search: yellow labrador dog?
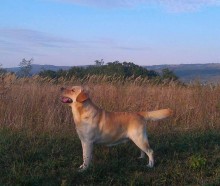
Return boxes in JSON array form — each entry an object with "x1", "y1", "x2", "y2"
[{"x1": 61, "y1": 86, "x2": 172, "y2": 171}]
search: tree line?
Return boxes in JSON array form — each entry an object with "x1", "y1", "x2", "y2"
[
  {"x1": 39, "y1": 60, "x2": 178, "y2": 82},
  {"x1": 1, "y1": 59, "x2": 179, "y2": 82}
]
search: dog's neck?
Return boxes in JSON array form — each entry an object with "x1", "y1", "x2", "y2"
[{"x1": 71, "y1": 99, "x2": 100, "y2": 124}]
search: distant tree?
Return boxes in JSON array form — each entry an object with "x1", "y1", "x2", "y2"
[
  {"x1": 56, "y1": 69, "x2": 67, "y2": 78},
  {"x1": 38, "y1": 68, "x2": 69, "y2": 79},
  {"x1": 94, "y1": 59, "x2": 104, "y2": 66},
  {"x1": 18, "y1": 58, "x2": 33, "y2": 77},
  {"x1": 39, "y1": 70, "x2": 57, "y2": 79},
  {"x1": 104, "y1": 61, "x2": 159, "y2": 79},
  {"x1": 161, "y1": 68, "x2": 178, "y2": 81},
  {"x1": 0, "y1": 64, "x2": 7, "y2": 75},
  {"x1": 67, "y1": 67, "x2": 86, "y2": 79}
]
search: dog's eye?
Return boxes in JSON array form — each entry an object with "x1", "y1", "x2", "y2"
[{"x1": 72, "y1": 89, "x2": 75, "y2": 92}]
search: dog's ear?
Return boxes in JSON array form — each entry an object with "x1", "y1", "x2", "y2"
[{"x1": 76, "y1": 89, "x2": 89, "y2": 103}]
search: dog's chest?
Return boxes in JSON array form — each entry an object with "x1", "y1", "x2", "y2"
[{"x1": 75, "y1": 121, "x2": 98, "y2": 142}]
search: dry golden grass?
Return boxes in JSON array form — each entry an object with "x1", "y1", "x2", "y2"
[
  {"x1": 1, "y1": 73, "x2": 220, "y2": 185},
  {"x1": 0, "y1": 73, "x2": 220, "y2": 134}
]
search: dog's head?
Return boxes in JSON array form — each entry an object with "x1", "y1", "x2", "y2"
[{"x1": 60, "y1": 86, "x2": 89, "y2": 104}]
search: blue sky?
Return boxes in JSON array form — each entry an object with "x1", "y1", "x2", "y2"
[{"x1": 0, "y1": 0, "x2": 220, "y2": 67}]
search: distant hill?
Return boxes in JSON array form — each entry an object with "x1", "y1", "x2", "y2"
[
  {"x1": 4, "y1": 63, "x2": 220, "y2": 83},
  {"x1": 6, "y1": 64, "x2": 72, "y2": 74},
  {"x1": 146, "y1": 63, "x2": 220, "y2": 83}
]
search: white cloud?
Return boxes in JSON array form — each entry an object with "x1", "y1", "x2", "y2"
[
  {"x1": 0, "y1": 28, "x2": 78, "y2": 49},
  {"x1": 54, "y1": 0, "x2": 220, "y2": 12},
  {"x1": 158, "y1": 0, "x2": 220, "y2": 12},
  {"x1": 0, "y1": 28, "x2": 147, "y2": 56}
]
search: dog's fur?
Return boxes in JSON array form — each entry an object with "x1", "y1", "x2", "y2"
[{"x1": 61, "y1": 86, "x2": 173, "y2": 171}]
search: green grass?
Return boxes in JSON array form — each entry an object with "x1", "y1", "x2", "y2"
[{"x1": 0, "y1": 129, "x2": 220, "y2": 186}]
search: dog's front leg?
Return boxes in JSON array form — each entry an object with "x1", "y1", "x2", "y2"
[{"x1": 78, "y1": 141, "x2": 93, "y2": 172}]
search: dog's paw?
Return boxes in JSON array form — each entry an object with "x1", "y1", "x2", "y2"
[
  {"x1": 78, "y1": 164, "x2": 88, "y2": 172},
  {"x1": 137, "y1": 155, "x2": 145, "y2": 159},
  {"x1": 147, "y1": 161, "x2": 154, "y2": 168}
]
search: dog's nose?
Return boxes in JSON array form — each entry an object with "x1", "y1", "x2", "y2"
[{"x1": 60, "y1": 87, "x2": 65, "y2": 92}]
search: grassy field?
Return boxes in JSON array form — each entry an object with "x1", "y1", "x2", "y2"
[{"x1": 0, "y1": 74, "x2": 220, "y2": 185}]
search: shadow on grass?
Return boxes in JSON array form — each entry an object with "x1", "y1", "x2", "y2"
[{"x1": 0, "y1": 129, "x2": 219, "y2": 185}]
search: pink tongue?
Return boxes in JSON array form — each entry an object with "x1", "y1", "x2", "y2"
[{"x1": 63, "y1": 97, "x2": 70, "y2": 103}]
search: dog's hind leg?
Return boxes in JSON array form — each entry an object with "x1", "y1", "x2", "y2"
[
  {"x1": 138, "y1": 150, "x2": 146, "y2": 159},
  {"x1": 133, "y1": 139, "x2": 154, "y2": 167},
  {"x1": 129, "y1": 130, "x2": 154, "y2": 168}
]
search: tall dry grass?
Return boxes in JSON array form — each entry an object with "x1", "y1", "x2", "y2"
[{"x1": 0, "y1": 73, "x2": 220, "y2": 135}]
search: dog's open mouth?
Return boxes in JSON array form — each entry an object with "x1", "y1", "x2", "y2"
[{"x1": 61, "y1": 97, "x2": 73, "y2": 103}]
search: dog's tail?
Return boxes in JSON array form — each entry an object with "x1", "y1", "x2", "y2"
[{"x1": 138, "y1": 108, "x2": 173, "y2": 121}]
